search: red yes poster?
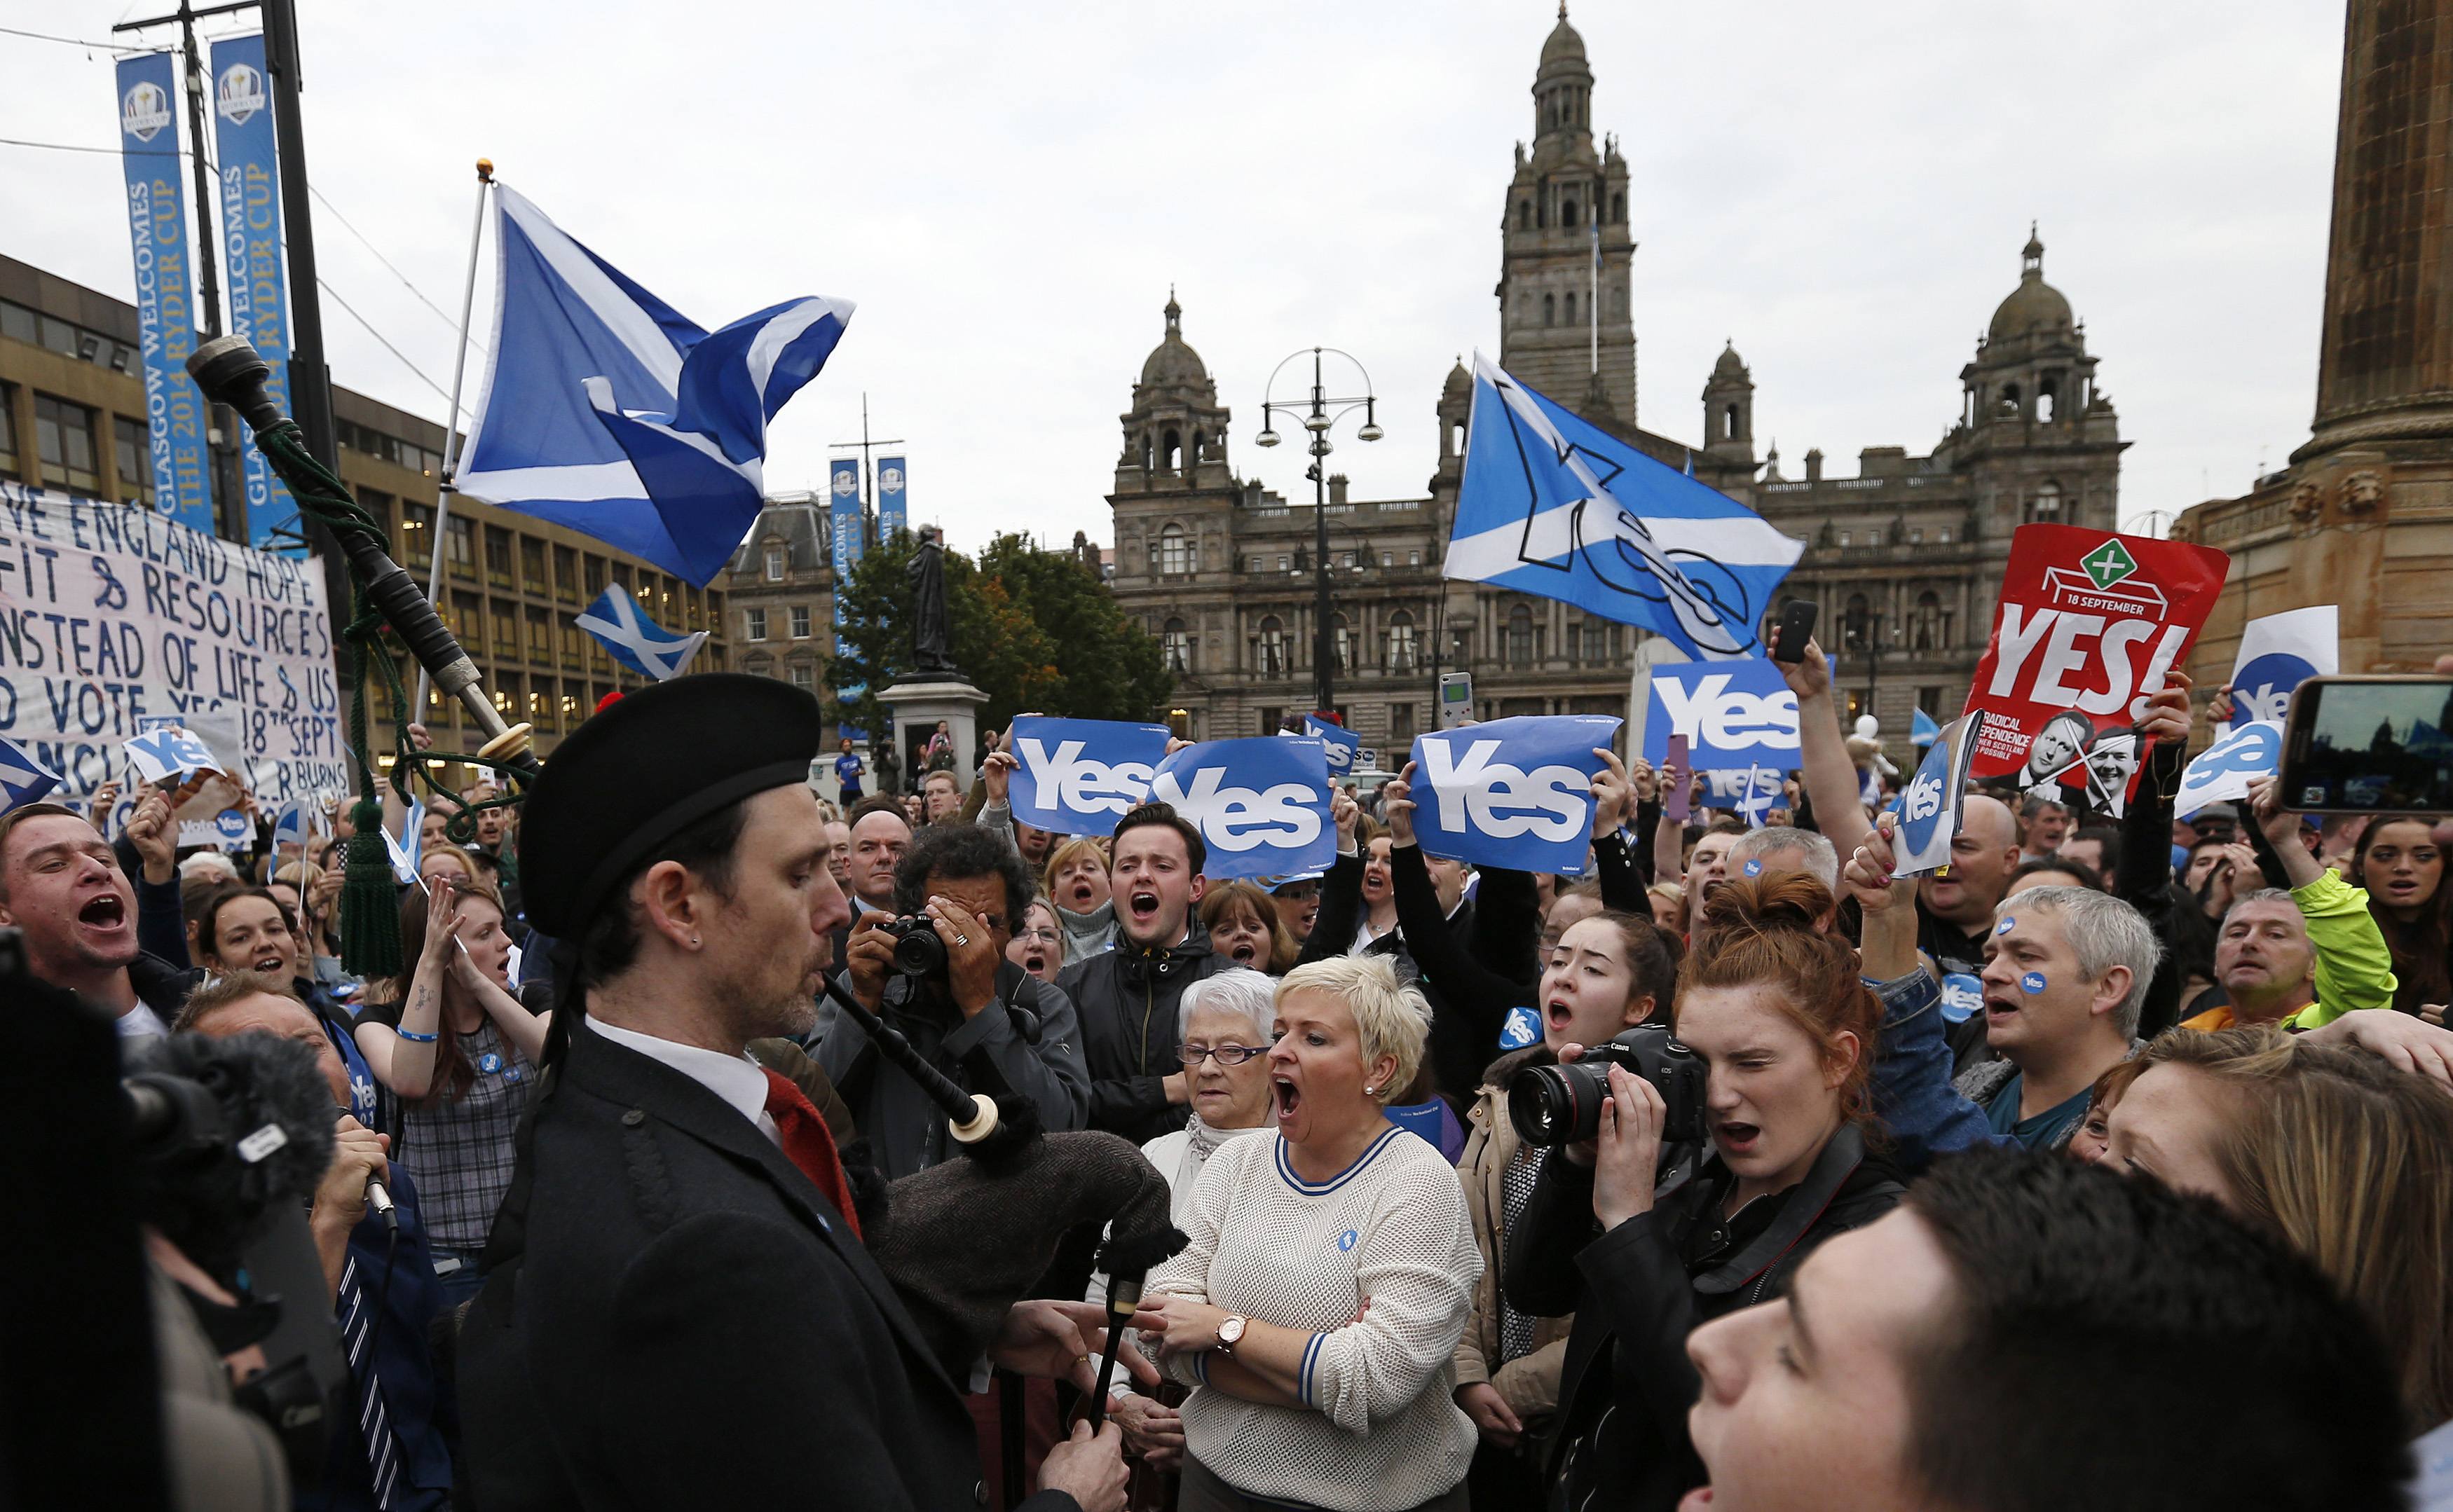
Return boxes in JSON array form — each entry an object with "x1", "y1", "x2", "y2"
[{"x1": 1963, "y1": 525, "x2": 2230, "y2": 795}]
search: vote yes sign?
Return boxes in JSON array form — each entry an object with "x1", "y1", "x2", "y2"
[
  {"x1": 1643, "y1": 659, "x2": 1799, "y2": 769},
  {"x1": 1409, "y1": 715, "x2": 1621, "y2": 874},
  {"x1": 1150, "y1": 736, "x2": 1335, "y2": 880},
  {"x1": 1963, "y1": 525, "x2": 2229, "y2": 782},
  {"x1": 1007, "y1": 716, "x2": 1173, "y2": 837}
]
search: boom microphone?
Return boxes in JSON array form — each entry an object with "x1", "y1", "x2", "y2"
[{"x1": 125, "y1": 1033, "x2": 337, "y2": 1280}]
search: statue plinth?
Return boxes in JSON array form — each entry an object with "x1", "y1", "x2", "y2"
[{"x1": 880, "y1": 674, "x2": 990, "y2": 792}]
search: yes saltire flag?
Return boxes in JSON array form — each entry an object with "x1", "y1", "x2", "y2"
[
  {"x1": 574, "y1": 584, "x2": 709, "y2": 681},
  {"x1": 0, "y1": 736, "x2": 62, "y2": 811},
  {"x1": 455, "y1": 184, "x2": 854, "y2": 586},
  {"x1": 1445, "y1": 354, "x2": 1802, "y2": 661}
]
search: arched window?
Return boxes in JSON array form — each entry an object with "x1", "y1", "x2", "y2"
[
  {"x1": 1332, "y1": 614, "x2": 1351, "y2": 672},
  {"x1": 1543, "y1": 293, "x2": 1557, "y2": 327},
  {"x1": 1724, "y1": 403, "x2": 1740, "y2": 441},
  {"x1": 1564, "y1": 291, "x2": 1577, "y2": 324},
  {"x1": 1163, "y1": 617, "x2": 1191, "y2": 673},
  {"x1": 1257, "y1": 615, "x2": 1285, "y2": 678},
  {"x1": 2037, "y1": 380, "x2": 2057, "y2": 423},
  {"x1": 1386, "y1": 611, "x2": 1417, "y2": 674},
  {"x1": 1190, "y1": 429, "x2": 1205, "y2": 467},
  {"x1": 1507, "y1": 604, "x2": 1535, "y2": 666},
  {"x1": 1142, "y1": 433, "x2": 1154, "y2": 471},
  {"x1": 1910, "y1": 591, "x2": 1946, "y2": 652},
  {"x1": 1161, "y1": 429, "x2": 1182, "y2": 471},
  {"x1": 1843, "y1": 593, "x2": 1872, "y2": 653},
  {"x1": 1563, "y1": 198, "x2": 1579, "y2": 228},
  {"x1": 2000, "y1": 383, "x2": 2021, "y2": 417},
  {"x1": 1611, "y1": 192, "x2": 1625, "y2": 224},
  {"x1": 1518, "y1": 200, "x2": 1531, "y2": 232},
  {"x1": 1159, "y1": 523, "x2": 1191, "y2": 575},
  {"x1": 2028, "y1": 480, "x2": 2063, "y2": 524}
]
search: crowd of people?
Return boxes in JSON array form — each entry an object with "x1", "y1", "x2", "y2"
[{"x1": 14, "y1": 635, "x2": 2453, "y2": 1511}]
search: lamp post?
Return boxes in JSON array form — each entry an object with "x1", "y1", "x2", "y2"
[{"x1": 1255, "y1": 348, "x2": 1382, "y2": 717}]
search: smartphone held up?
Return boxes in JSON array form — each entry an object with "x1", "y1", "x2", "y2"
[{"x1": 2279, "y1": 675, "x2": 2453, "y2": 812}]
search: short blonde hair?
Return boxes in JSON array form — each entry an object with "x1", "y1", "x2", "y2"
[
  {"x1": 1276, "y1": 954, "x2": 1432, "y2": 1104},
  {"x1": 1042, "y1": 835, "x2": 1108, "y2": 895}
]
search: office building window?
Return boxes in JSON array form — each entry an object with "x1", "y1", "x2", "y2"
[
  {"x1": 484, "y1": 525, "x2": 513, "y2": 588},
  {"x1": 0, "y1": 384, "x2": 18, "y2": 478},
  {"x1": 34, "y1": 394, "x2": 99, "y2": 493},
  {"x1": 746, "y1": 607, "x2": 768, "y2": 642},
  {"x1": 521, "y1": 537, "x2": 548, "y2": 596},
  {"x1": 446, "y1": 517, "x2": 475, "y2": 579},
  {"x1": 559, "y1": 621, "x2": 584, "y2": 669},
  {"x1": 111, "y1": 415, "x2": 153, "y2": 506},
  {"x1": 553, "y1": 545, "x2": 578, "y2": 603},
  {"x1": 790, "y1": 605, "x2": 812, "y2": 639},
  {"x1": 398, "y1": 501, "x2": 434, "y2": 570},
  {"x1": 585, "y1": 554, "x2": 607, "y2": 596},
  {"x1": 491, "y1": 602, "x2": 519, "y2": 659},
  {"x1": 526, "y1": 606, "x2": 552, "y2": 665}
]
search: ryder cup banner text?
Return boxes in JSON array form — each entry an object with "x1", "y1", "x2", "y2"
[
  {"x1": 1007, "y1": 716, "x2": 1173, "y2": 836},
  {"x1": 1642, "y1": 659, "x2": 1800, "y2": 769},
  {"x1": 1962, "y1": 524, "x2": 2228, "y2": 781},
  {"x1": 1409, "y1": 714, "x2": 1621, "y2": 874},
  {"x1": 1150, "y1": 735, "x2": 1335, "y2": 880},
  {"x1": 0, "y1": 483, "x2": 343, "y2": 802}
]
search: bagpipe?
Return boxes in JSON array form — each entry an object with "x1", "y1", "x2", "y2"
[{"x1": 196, "y1": 335, "x2": 1181, "y2": 1417}]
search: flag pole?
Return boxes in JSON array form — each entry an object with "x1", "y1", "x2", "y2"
[{"x1": 413, "y1": 157, "x2": 495, "y2": 726}]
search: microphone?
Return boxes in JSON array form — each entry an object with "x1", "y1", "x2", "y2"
[
  {"x1": 338, "y1": 1106, "x2": 399, "y2": 1232},
  {"x1": 124, "y1": 1032, "x2": 339, "y2": 1281}
]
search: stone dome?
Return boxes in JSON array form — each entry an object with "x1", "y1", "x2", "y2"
[
  {"x1": 1138, "y1": 292, "x2": 1211, "y2": 388},
  {"x1": 1712, "y1": 341, "x2": 1747, "y2": 379},
  {"x1": 1442, "y1": 358, "x2": 1472, "y2": 400},
  {"x1": 1988, "y1": 226, "x2": 2073, "y2": 345},
  {"x1": 1541, "y1": 8, "x2": 1587, "y2": 67}
]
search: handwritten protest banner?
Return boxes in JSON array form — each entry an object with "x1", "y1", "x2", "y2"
[{"x1": 0, "y1": 481, "x2": 345, "y2": 804}]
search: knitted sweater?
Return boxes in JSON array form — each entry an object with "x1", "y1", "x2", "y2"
[{"x1": 1144, "y1": 1125, "x2": 1480, "y2": 1511}]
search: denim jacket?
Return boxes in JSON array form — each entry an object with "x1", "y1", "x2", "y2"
[{"x1": 1868, "y1": 965, "x2": 2016, "y2": 1174}]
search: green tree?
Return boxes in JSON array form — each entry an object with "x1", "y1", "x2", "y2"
[{"x1": 827, "y1": 530, "x2": 1171, "y2": 738}]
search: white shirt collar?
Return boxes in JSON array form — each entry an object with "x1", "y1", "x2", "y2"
[{"x1": 589, "y1": 1018, "x2": 779, "y2": 1144}]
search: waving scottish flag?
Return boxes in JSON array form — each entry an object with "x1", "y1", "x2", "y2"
[
  {"x1": 574, "y1": 584, "x2": 709, "y2": 682},
  {"x1": 454, "y1": 184, "x2": 854, "y2": 586},
  {"x1": 1447, "y1": 355, "x2": 1802, "y2": 661},
  {"x1": 0, "y1": 736, "x2": 60, "y2": 811}
]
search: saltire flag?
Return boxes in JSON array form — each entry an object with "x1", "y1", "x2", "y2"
[
  {"x1": 1910, "y1": 707, "x2": 1942, "y2": 748},
  {"x1": 574, "y1": 583, "x2": 709, "y2": 682},
  {"x1": 0, "y1": 737, "x2": 62, "y2": 811},
  {"x1": 454, "y1": 184, "x2": 855, "y2": 586},
  {"x1": 271, "y1": 798, "x2": 326, "y2": 848},
  {"x1": 1444, "y1": 354, "x2": 1802, "y2": 662},
  {"x1": 385, "y1": 794, "x2": 423, "y2": 884}
]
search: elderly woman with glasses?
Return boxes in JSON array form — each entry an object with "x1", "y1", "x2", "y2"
[
  {"x1": 1101, "y1": 968, "x2": 1285, "y2": 1480},
  {"x1": 1139, "y1": 956, "x2": 1480, "y2": 1512}
]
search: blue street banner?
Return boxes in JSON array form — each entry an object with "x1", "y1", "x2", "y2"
[
  {"x1": 1642, "y1": 659, "x2": 1801, "y2": 771},
  {"x1": 1445, "y1": 353, "x2": 1802, "y2": 662},
  {"x1": 1301, "y1": 715, "x2": 1360, "y2": 777},
  {"x1": 2177, "y1": 719, "x2": 2283, "y2": 818},
  {"x1": 2227, "y1": 605, "x2": 2337, "y2": 729},
  {"x1": 115, "y1": 52, "x2": 214, "y2": 532},
  {"x1": 1408, "y1": 715, "x2": 1621, "y2": 874},
  {"x1": 574, "y1": 583, "x2": 708, "y2": 681},
  {"x1": 877, "y1": 455, "x2": 907, "y2": 540},
  {"x1": 1150, "y1": 736, "x2": 1335, "y2": 881},
  {"x1": 208, "y1": 35, "x2": 295, "y2": 554},
  {"x1": 1889, "y1": 712, "x2": 1988, "y2": 877},
  {"x1": 830, "y1": 456, "x2": 865, "y2": 714},
  {"x1": 453, "y1": 184, "x2": 854, "y2": 585},
  {"x1": 1697, "y1": 767, "x2": 1789, "y2": 825},
  {"x1": 1007, "y1": 715, "x2": 1172, "y2": 836}
]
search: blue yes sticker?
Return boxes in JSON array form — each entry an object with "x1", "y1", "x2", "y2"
[
  {"x1": 1498, "y1": 1005, "x2": 1542, "y2": 1051},
  {"x1": 1337, "y1": 1230, "x2": 1359, "y2": 1253},
  {"x1": 2020, "y1": 971, "x2": 2048, "y2": 996},
  {"x1": 477, "y1": 1052, "x2": 504, "y2": 1075},
  {"x1": 1939, "y1": 974, "x2": 1984, "y2": 1024},
  {"x1": 1996, "y1": 916, "x2": 2016, "y2": 935},
  {"x1": 1742, "y1": 858, "x2": 1764, "y2": 877}
]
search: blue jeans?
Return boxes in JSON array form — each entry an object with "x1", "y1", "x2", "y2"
[{"x1": 429, "y1": 1246, "x2": 488, "y2": 1312}]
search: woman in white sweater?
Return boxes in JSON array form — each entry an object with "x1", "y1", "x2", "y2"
[{"x1": 1141, "y1": 955, "x2": 1481, "y2": 1512}]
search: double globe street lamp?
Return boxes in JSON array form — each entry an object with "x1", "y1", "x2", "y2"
[{"x1": 1255, "y1": 348, "x2": 1383, "y2": 717}]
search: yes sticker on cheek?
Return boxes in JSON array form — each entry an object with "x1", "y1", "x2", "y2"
[
  {"x1": 1742, "y1": 858, "x2": 1763, "y2": 877},
  {"x1": 2020, "y1": 971, "x2": 2049, "y2": 995}
]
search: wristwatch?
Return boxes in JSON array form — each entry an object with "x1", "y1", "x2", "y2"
[{"x1": 1215, "y1": 1314, "x2": 1248, "y2": 1352}]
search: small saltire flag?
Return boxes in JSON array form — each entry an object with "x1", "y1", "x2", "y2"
[
  {"x1": 271, "y1": 799, "x2": 328, "y2": 848},
  {"x1": 454, "y1": 184, "x2": 855, "y2": 586},
  {"x1": 1910, "y1": 707, "x2": 1942, "y2": 748},
  {"x1": 385, "y1": 794, "x2": 424, "y2": 885},
  {"x1": 1446, "y1": 354, "x2": 1803, "y2": 662},
  {"x1": 574, "y1": 584, "x2": 709, "y2": 682},
  {"x1": 0, "y1": 736, "x2": 61, "y2": 811}
]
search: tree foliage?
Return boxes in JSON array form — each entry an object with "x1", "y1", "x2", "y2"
[{"x1": 827, "y1": 530, "x2": 1172, "y2": 736}]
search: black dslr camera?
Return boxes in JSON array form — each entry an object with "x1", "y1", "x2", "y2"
[
  {"x1": 881, "y1": 915, "x2": 948, "y2": 980},
  {"x1": 1508, "y1": 1022, "x2": 1707, "y2": 1149}
]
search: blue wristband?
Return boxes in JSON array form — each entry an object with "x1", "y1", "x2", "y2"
[{"x1": 394, "y1": 1026, "x2": 439, "y2": 1043}]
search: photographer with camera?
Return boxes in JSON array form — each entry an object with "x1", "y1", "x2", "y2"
[
  {"x1": 821, "y1": 820, "x2": 1091, "y2": 1178},
  {"x1": 1503, "y1": 874, "x2": 1903, "y2": 1512}
]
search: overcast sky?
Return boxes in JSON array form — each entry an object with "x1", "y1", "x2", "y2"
[{"x1": 10, "y1": 1, "x2": 2343, "y2": 554}]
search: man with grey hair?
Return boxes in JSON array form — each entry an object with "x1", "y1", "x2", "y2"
[
  {"x1": 1953, "y1": 885, "x2": 2161, "y2": 1149},
  {"x1": 1723, "y1": 825, "x2": 1838, "y2": 891}
]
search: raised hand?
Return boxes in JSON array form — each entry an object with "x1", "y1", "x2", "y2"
[
  {"x1": 1383, "y1": 762, "x2": 1419, "y2": 847},
  {"x1": 2136, "y1": 671, "x2": 2193, "y2": 745},
  {"x1": 1590, "y1": 748, "x2": 1632, "y2": 839}
]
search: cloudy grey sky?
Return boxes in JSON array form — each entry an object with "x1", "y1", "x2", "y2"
[{"x1": 9, "y1": 1, "x2": 2342, "y2": 554}]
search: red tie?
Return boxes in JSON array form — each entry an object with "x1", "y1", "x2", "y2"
[{"x1": 761, "y1": 1068, "x2": 863, "y2": 1240}]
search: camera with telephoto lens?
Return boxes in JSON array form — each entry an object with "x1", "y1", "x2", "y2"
[
  {"x1": 1508, "y1": 1022, "x2": 1708, "y2": 1150},
  {"x1": 882, "y1": 914, "x2": 949, "y2": 979}
]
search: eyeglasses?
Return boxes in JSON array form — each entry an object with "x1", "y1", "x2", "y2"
[
  {"x1": 1015, "y1": 926, "x2": 1060, "y2": 945},
  {"x1": 1180, "y1": 1044, "x2": 1268, "y2": 1066}
]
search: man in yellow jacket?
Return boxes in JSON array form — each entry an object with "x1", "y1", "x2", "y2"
[{"x1": 2183, "y1": 778, "x2": 2398, "y2": 1031}]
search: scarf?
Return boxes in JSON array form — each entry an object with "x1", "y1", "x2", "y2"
[{"x1": 1178, "y1": 1113, "x2": 1271, "y2": 1200}]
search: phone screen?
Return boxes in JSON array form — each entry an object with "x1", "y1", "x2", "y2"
[{"x1": 2282, "y1": 678, "x2": 2453, "y2": 811}]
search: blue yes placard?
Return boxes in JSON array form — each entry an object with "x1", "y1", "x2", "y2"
[
  {"x1": 1149, "y1": 736, "x2": 1334, "y2": 881},
  {"x1": 1302, "y1": 715, "x2": 1360, "y2": 776},
  {"x1": 1007, "y1": 716, "x2": 1172, "y2": 837},
  {"x1": 1644, "y1": 658, "x2": 1802, "y2": 770},
  {"x1": 1408, "y1": 715, "x2": 1621, "y2": 875}
]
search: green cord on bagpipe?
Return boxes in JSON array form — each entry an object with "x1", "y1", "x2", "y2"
[{"x1": 190, "y1": 336, "x2": 540, "y2": 981}]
